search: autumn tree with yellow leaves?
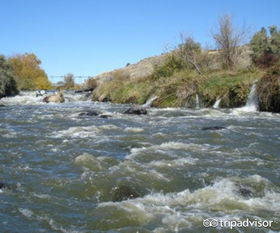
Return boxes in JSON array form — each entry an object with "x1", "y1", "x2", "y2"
[{"x1": 8, "y1": 53, "x2": 52, "y2": 90}]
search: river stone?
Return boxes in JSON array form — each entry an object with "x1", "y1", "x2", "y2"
[
  {"x1": 112, "y1": 184, "x2": 141, "y2": 202},
  {"x1": 124, "y1": 107, "x2": 147, "y2": 115},
  {"x1": 43, "y1": 93, "x2": 65, "y2": 103},
  {"x1": 99, "y1": 114, "x2": 111, "y2": 119},
  {"x1": 0, "y1": 182, "x2": 9, "y2": 189},
  {"x1": 78, "y1": 110, "x2": 100, "y2": 116},
  {"x1": 201, "y1": 126, "x2": 226, "y2": 131},
  {"x1": 238, "y1": 188, "x2": 253, "y2": 198}
]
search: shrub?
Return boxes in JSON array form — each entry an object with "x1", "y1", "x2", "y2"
[
  {"x1": 250, "y1": 26, "x2": 280, "y2": 68},
  {"x1": 0, "y1": 55, "x2": 18, "y2": 98},
  {"x1": 257, "y1": 63, "x2": 280, "y2": 112}
]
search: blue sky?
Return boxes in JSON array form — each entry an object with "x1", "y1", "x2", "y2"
[{"x1": 1, "y1": 0, "x2": 279, "y2": 82}]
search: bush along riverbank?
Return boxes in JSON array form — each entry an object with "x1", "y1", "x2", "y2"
[
  {"x1": 92, "y1": 23, "x2": 280, "y2": 113},
  {"x1": 257, "y1": 63, "x2": 280, "y2": 113},
  {"x1": 92, "y1": 66, "x2": 264, "y2": 109},
  {"x1": 0, "y1": 56, "x2": 18, "y2": 99}
]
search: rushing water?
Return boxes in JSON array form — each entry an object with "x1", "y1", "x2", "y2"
[
  {"x1": 0, "y1": 91, "x2": 280, "y2": 233},
  {"x1": 213, "y1": 99, "x2": 221, "y2": 109},
  {"x1": 195, "y1": 94, "x2": 200, "y2": 109}
]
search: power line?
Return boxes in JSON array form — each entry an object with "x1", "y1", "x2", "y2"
[{"x1": 49, "y1": 75, "x2": 92, "y2": 80}]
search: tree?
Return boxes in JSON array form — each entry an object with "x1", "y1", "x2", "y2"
[
  {"x1": 0, "y1": 55, "x2": 18, "y2": 98},
  {"x1": 178, "y1": 36, "x2": 203, "y2": 74},
  {"x1": 250, "y1": 26, "x2": 280, "y2": 67},
  {"x1": 8, "y1": 53, "x2": 52, "y2": 90},
  {"x1": 213, "y1": 15, "x2": 245, "y2": 69},
  {"x1": 63, "y1": 73, "x2": 75, "y2": 89}
]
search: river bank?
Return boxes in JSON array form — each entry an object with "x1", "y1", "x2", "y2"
[{"x1": 90, "y1": 55, "x2": 279, "y2": 113}]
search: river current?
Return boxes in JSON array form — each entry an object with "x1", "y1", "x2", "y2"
[{"x1": 0, "y1": 91, "x2": 279, "y2": 233}]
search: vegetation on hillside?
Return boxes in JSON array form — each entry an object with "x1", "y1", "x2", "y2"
[
  {"x1": 0, "y1": 56, "x2": 18, "y2": 98},
  {"x1": 250, "y1": 26, "x2": 280, "y2": 68},
  {"x1": 92, "y1": 16, "x2": 280, "y2": 112},
  {"x1": 257, "y1": 62, "x2": 280, "y2": 112}
]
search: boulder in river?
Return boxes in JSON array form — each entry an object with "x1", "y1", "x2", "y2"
[
  {"x1": 124, "y1": 106, "x2": 147, "y2": 115},
  {"x1": 43, "y1": 92, "x2": 65, "y2": 103},
  {"x1": 78, "y1": 110, "x2": 100, "y2": 116},
  {"x1": 112, "y1": 184, "x2": 142, "y2": 202},
  {"x1": 238, "y1": 187, "x2": 253, "y2": 198},
  {"x1": 78, "y1": 110, "x2": 111, "y2": 118},
  {"x1": 0, "y1": 182, "x2": 10, "y2": 190},
  {"x1": 202, "y1": 126, "x2": 226, "y2": 131}
]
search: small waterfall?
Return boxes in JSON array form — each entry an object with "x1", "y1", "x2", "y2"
[
  {"x1": 244, "y1": 83, "x2": 258, "y2": 111},
  {"x1": 195, "y1": 94, "x2": 200, "y2": 109},
  {"x1": 232, "y1": 82, "x2": 258, "y2": 114},
  {"x1": 142, "y1": 96, "x2": 158, "y2": 108},
  {"x1": 213, "y1": 98, "x2": 221, "y2": 109}
]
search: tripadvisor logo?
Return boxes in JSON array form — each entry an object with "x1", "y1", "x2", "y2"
[{"x1": 203, "y1": 218, "x2": 274, "y2": 229}]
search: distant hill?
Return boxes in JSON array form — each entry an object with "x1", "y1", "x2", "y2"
[{"x1": 93, "y1": 53, "x2": 168, "y2": 84}]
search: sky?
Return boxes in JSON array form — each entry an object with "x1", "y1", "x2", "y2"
[{"x1": 1, "y1": 0, "x2": 279, "y2": 83}]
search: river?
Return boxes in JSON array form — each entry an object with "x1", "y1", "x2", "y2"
[{"x1": 0, "y1": 91, "x2": 279, "y2": 233}]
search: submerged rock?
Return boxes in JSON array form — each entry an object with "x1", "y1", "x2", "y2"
[
  {"x1": 78, "y1": 110, "x2": 111, "y2": 118},
  {"x1": 0, "y1": 182, "x2": 10, "y2": 190},
  {"x1": 124, "y1": 107, "x2": 147, "y2": 115},
  {"x1": 238, "y1": 188, "x2": 254, "y2": 198},
  {"x1": 78, "y1": 110, "x2": 100, "y2": 116},
  {"x1": 201, "y1": 126, "x2": 226, "y2": 131},
  {"x1": 112, "y1": 184, "x2": 142, "y2": 202},
  {"x1": 99, "y1": 114, "x2": 111, "y2": 119},
  {"x1": 43, "y1": 93, "x2": 65, "y2": 103}
]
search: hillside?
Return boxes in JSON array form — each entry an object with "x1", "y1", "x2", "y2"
[
  {"x1": 89, "y1": 26, "x2": 280, "y2": 113},
  {"x1": 93, "y1": 54, "x2": 168, "y2": 84}
]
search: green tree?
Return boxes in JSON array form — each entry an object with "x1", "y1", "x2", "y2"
[
  {"x1": 250, "y1": 26, "x2": 280, "y2": 67},
  {"x1": 0, "y1": 55, "x2": 18, "y2": 98},
  {"x1": 8, "y1": 53, "x2": 52, "y2": 90}
]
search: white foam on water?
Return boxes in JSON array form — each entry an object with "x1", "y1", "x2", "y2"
[
  {"x1": 19, "y1": 208, "x2": 33, "y2": 218},
  {"x1": 33, "y1": 193, "x2": 52, "y2": 199},
  {"x1": 98, "y1": 124, "x2": 120, "y2": 130},
  {"x1": 1, "y1": 128, "x2": 17, "y2": 138},
  {"x1": 126, "y1": 142, "x2": 210, "y2": 160},
  {"x1": 107, "y1": 159, "x2": 170, "y2": 182},
  {"x1": 53, "y1": 125, "x2": 100, "y2": 138},
  {"x1": 124, "y1": 127, "x2": 144, "y2": 133},
  {"x1": 19, "y1": 208, "x2": 80, "y2": 233},
  {"x1": 148, "y1": 157, "x2": 198, "y2": 168},
  {"x1": 97, "y1": 175, "x2": 280, "y2": 231},
  {"x1": 1, "y1": 91, "x2": 91, "y2": 106},
  {"x1": 1, "y1": 92, "x2": 46, "y2": 105}
]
